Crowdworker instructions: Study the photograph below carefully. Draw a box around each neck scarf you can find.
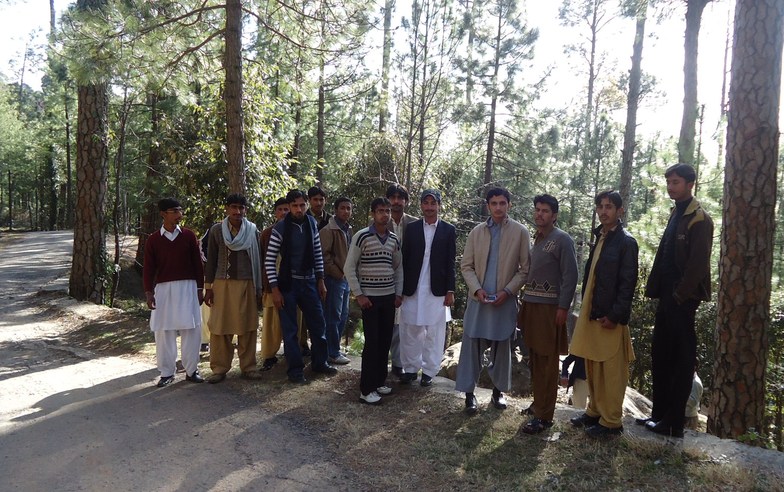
[221,217,261,293]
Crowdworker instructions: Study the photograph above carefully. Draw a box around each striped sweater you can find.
[265,215,325,289]
[344,226,403,297]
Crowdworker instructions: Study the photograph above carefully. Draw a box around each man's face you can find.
[273,204,289,221]
[388,193,407,214]
[596,198,622,229]
[420,196,440,222]
[226,203,246,225]
[309,195,326,215]
[335,201,353,222]
[666,174,694,202]
[487,194,510,221]
[372,205,392,228]
[289,197,308,220]
[160,207,183,227]
[533,202,556,229]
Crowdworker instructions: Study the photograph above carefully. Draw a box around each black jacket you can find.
[401,219,456,297]
[581,222,639,325]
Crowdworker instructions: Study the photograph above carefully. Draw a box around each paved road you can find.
[0,231,356,491]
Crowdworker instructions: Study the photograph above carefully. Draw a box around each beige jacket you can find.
[461,216,531,299]
[320,216,352,280]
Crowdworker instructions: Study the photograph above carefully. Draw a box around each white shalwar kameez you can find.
[150,227,202,378]
[400,220,452,378]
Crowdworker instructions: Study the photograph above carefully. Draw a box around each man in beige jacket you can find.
[455,187,530,415]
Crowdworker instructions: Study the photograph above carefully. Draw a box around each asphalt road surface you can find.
[0,231,356,491]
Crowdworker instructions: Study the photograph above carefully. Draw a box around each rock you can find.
[438,341,532,395]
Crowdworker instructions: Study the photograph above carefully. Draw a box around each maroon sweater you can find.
[143,228,205,292]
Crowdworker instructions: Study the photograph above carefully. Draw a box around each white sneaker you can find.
[329,354,351,365]
[360,391,382,404]
[376,386,392,395]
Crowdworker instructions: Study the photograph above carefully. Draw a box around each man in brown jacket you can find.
[639,163,714,438]
[320,197,354,365]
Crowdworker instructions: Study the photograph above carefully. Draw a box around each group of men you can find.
[143,162,713,439]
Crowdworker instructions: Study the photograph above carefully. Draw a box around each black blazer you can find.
[401,219,457,297]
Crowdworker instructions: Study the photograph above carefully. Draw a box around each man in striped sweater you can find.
[265,189,336,384]
[344,197,404,404]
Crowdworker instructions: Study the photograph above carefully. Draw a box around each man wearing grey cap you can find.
[399,189,457,386]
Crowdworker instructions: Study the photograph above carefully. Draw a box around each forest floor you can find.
[1,230,783,491]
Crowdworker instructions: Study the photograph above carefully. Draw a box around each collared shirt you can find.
[161,224,182,241]
[369,224,390,245]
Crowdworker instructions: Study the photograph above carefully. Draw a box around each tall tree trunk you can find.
[110,90,131,307]
[620,5,646,218]
[379,0,395,132]
[135,93,162,271]
[70,82,108,303]
[317,60,326,184]
[64,84,74,228]
[224,0,245,194]
[677,0,711,166]
[709,0,784,441]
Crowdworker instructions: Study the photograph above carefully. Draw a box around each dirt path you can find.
[0,231,359,491]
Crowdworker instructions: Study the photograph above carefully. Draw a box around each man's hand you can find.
[555,307,568,327]
[598,316,616,329]
[356,294,372,310]
[394,295,403,308]
[491,290,509,306]
[197,289,204,306]
[271,287,284,310]
[444,292,455,307]
[476,289,488,303]
[317,278,327,301]
[145,291,156,310]
[204,288,214,307]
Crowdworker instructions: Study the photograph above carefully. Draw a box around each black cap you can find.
[420,189,441,203]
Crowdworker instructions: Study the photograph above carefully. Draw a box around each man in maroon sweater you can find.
[143,198,205,387]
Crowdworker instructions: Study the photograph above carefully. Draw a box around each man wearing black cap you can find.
[143,198,205,387]
[399,189,456,387]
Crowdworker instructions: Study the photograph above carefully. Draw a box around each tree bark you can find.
[69,82,108,303]
[709,0,784,441]
[379,0,395,132]
[224,0,245,194]
[619,5,646,218]
[677,0,710,166]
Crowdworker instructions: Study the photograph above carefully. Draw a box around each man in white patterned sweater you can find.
[345,197,404,404]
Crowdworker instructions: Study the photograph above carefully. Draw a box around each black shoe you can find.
[420,375,433,387]
[289,374,309,384]
[522,418,553,435]
[585,423,623,438]
[465,393,478,415]
[570,413,600,428]
[312,364,338,375]
[200,343,209,353]
[399,372,418,384]
[635,417,654,426]
[391,365,404,377]
[491,388,507,410]
[261,357,278,371]
[185,370,204,383]
[647,420,684,438]
[156,375,175,387]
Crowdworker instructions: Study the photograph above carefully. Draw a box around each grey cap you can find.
[420,189,442,203]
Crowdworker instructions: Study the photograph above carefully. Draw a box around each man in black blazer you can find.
[398,189,457,386]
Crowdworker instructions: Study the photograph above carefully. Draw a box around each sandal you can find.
[261,357,278,371]
[522,418,553,435]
